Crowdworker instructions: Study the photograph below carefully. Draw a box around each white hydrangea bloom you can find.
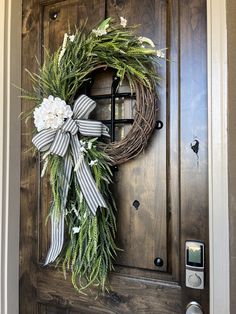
[33,95,73,132]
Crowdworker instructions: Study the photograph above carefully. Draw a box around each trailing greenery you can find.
[24,18,164,293]
[49,139,118,293]
[42,138,118,293]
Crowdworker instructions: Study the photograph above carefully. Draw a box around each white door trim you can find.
[207,0,230,313]
[0,1,230,313]
[0,1,21,314]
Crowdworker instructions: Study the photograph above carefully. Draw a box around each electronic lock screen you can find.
[186,242,204,268]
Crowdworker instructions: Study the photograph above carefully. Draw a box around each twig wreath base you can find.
[24,17,164,293]
[105,82,157,165]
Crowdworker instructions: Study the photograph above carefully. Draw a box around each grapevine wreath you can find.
[24,17,165,293]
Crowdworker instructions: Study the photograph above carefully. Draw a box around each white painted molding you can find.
[0,0,21,314]
[207,0,230,313]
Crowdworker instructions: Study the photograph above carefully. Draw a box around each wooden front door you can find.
[20,0,209,313]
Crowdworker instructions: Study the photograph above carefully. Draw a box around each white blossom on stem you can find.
[120,17,127,28]
[89,159,98,167]
[92,23,109,37]
[92,28,108,37]
[69,34,75,42]
[156,49,165,58]
[72,227,80,234]
[138,36,155,48]
[58,33,69,65]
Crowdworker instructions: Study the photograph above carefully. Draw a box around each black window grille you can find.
[85,74,163,143]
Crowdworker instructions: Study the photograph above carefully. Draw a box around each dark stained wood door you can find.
[20,0,209,313]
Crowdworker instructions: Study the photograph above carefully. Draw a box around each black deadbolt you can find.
[154,257,164,267]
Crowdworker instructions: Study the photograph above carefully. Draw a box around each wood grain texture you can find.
[179,0,209,312]
[167,0,180,282]
[43,0,105,53]
[20,0,209,313]
[20,1,41,313]
[37,268,182,314]
[107,0,168,273]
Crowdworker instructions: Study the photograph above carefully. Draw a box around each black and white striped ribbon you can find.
[32,95,110,265]
[44,155,72,265]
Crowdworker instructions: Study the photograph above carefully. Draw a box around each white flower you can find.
[80,140,86,147]
[72,227,80,234]
[62,33,68,49]
[120,17,127,28]
[92,28,107,37]
[156,49,165,58]
[89,159,98,167]
[138,36,155,48]
[79,192,83,205]
[33,95,73,132]
[72,205,79,217]
[69,34,75,42]
[92,23,109,37]
[87,141,93,150]
[80,146,87,153]
[58,33,69,65]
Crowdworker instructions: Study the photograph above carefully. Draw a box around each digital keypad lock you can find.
[185,241,204,289]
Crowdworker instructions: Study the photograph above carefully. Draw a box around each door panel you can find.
[107,0,168,273]
[43,0,106,53]
[20,0,209,313]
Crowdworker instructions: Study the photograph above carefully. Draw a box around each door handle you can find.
[186,302,203,314]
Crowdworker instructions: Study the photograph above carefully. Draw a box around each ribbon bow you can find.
[32,95,110,265]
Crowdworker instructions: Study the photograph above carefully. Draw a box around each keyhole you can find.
[132,200,140,210]
[190,139,199,156]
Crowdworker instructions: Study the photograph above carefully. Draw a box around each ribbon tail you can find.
[71,135,107,214]
[44,154,72,265]
[44,207,64,266]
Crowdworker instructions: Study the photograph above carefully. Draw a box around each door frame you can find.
[207,0,230,313]
[0,0,230,313]
[0,0,21,314]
